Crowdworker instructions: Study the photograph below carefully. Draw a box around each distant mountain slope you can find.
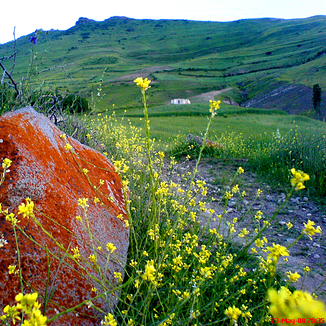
[1,15,326,113]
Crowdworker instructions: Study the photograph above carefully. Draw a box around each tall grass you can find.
[212,129,326,198]
[168,119,326,199]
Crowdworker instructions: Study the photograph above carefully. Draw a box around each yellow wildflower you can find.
[134,279,140,289]
[134,77,151,92]
[78,198,89,208]
[89,254,97,264]
[106,242,117,253]
[225,191,233,200]
[114,272,123,283]
[209,100,221,115]
[5,213,19,226]
[71,247,81,260]
[287,271,301,283]
[18,198,34,218]
[286,222,293,229]
[2,158,12,169]
[64,143,72,151]
[290,168,310,190]
[238,166,244,174]
[255,210,263,220]
[268,287,326,319]
[0,305,21,324]
[142,260,156,282]
[266,243,289,262]
[130,260,138,268]
[15,292,38,313]
[302,220,322,240]
[8,265,18,275]
[225,306,242,323]
[158,151,165,160]
[232,184,239,194]
[238,228,249,238]
[101,313,118,326]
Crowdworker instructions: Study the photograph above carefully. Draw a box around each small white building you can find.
[171,99,191,105]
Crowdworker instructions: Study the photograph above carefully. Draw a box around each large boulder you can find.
[0,107,129,325]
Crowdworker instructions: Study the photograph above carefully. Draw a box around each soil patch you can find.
[189,88,233,102]
[109,66,173,82]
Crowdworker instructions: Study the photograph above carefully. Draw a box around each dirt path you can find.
[109,66,173,82]
[189,88,233,102]
[166,157,326,300]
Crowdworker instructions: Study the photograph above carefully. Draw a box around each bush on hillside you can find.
[62,94,90,114]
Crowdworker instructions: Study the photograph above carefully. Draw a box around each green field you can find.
[97,105,322,148]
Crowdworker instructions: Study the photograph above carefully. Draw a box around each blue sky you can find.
[1,0,325,44]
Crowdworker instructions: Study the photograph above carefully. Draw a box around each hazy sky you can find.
[1,0,325,44]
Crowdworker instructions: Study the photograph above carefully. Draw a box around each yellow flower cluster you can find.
[142,260,156,283]
[106,242,117,253]
[290,168,310,191]
[78,198,89,208]
[8,265,18,275]
[64,143,72,151]
[2,158,12,169]
[209,100,221,116]
[286,271,301,283]
[101,313,117,326]
[18,198,34,218]
[5,212,19,227]
[0,292,47,326]
[302,220,322,240]
[134,77,151,92]
[224,306,242,323]
[71,247,81,260]
[268,287,326,319]
[266,243,289,263]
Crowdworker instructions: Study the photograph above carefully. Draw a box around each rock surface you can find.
[0,107,129,325]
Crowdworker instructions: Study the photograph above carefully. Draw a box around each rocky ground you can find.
[166,157,326,300]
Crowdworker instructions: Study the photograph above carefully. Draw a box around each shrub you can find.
[62,94,90,114]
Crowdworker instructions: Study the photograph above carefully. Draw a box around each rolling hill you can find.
[1,15,326,114]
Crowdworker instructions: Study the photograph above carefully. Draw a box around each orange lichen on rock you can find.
[0,107,129,325]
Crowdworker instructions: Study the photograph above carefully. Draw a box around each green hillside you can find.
[1,15,326,112]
